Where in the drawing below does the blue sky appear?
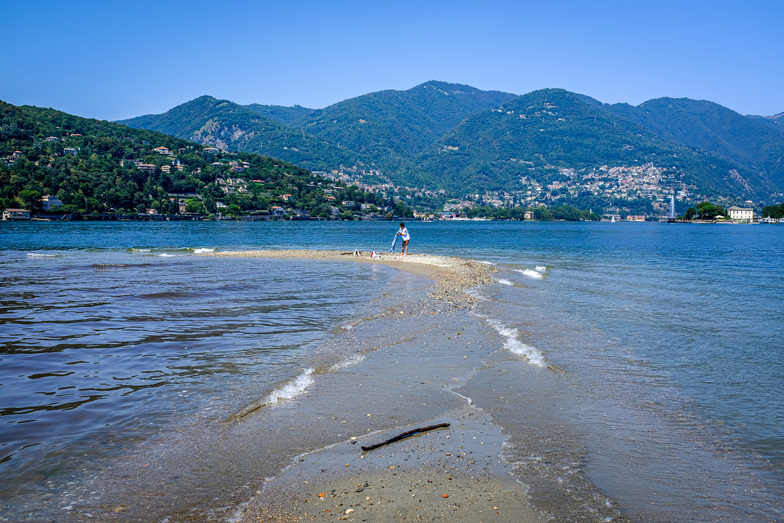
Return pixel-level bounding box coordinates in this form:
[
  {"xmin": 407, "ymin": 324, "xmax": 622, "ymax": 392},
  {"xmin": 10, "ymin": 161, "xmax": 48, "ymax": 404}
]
[{"xmin": 2, "ymin": 0, "xmax": 782, "ymax": 121}]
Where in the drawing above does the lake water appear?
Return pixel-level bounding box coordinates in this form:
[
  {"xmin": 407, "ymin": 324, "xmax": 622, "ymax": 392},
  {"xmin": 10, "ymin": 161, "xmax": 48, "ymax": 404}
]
[{"xmin": 1, "ymin": 220, "xmax": 782, "ymax": 521}]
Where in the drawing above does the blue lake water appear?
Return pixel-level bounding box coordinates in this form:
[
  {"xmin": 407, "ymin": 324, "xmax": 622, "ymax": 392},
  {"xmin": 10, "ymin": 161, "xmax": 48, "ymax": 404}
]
[{"xmin": 1, "ymin": 220, "xmax": 783, "ymax": 520}]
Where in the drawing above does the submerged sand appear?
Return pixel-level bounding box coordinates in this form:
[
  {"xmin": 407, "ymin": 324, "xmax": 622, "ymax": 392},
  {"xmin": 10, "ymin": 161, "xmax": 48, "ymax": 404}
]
[{"xmin": 206, "ymin": 251, "xmax": 497, "ymax": 309}]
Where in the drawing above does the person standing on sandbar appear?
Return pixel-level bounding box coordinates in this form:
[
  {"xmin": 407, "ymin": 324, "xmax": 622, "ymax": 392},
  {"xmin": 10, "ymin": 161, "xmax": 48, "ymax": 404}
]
[{"xmin": 397, "ymin": 222, "xmax": 410, "ymax": 255}]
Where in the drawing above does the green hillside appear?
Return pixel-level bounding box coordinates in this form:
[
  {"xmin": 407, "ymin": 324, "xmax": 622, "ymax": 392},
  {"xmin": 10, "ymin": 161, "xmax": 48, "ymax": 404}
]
[
  {"xmin": 120, "ymin": 83, "xmax": 516, "ymax": 188},
  {"xmin": 284, "ymin": 81, "xmax": 516, "ymax": 157},
  {"xmin": 116, "ymin": 82, "xmax": 784, "ymax": 211},
  {"xmin": 245, "ymin": 104, "xmax": 314, "ymax": 125},
  {"xmin": 119, "ymin": 96, "xmax": 368, "ymax": 174},
  {"xmin": 416, "ymin": 89, "xmax": 769, "ymax": 199},
  {"xmin": 604, "ymin": 98, "xmax": 784, "ymax": 189},
  {"xmin": 0, "ymin": 100, "xmax": 400, "ymax": 219}
]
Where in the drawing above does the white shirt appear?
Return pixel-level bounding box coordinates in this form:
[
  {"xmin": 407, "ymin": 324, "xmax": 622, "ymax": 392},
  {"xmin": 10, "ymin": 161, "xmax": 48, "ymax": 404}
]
[{"xmin": 399, "ymin": 227, "xmax": 410, "ymax": 241}]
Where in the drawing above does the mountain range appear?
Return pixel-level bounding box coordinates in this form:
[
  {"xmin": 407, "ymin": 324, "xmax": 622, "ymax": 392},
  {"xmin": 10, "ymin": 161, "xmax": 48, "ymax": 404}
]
[{"xmin": 119, "ymin": 81, "xmax": 784, "ymax": 208}]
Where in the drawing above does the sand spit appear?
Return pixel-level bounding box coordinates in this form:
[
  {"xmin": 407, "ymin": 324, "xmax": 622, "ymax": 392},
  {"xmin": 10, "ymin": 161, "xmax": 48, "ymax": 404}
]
[
  {"xmin": 193, "ymin": 250, "xmax": 552, "ymax": 523},
  {"xmin": 204, "ymin": 251, "xmax": 497, "ymax": 309}
]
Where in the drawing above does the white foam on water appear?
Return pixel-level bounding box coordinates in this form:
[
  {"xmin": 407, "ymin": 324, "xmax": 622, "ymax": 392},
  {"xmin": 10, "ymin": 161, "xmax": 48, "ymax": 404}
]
[
  {"xmin": 497, "ymin": 278, "xmax": 514, "ymax": 286},
  {"xmin": 158, "ymin": 253, "xmax": 176, "ymax": 257},
  {"xmin": 192, "ymin": 248, "xmax": 216, "ymax": 254},
  {"xmin": 131, "ymin": 248, "xmax": 151, "ymax": 253},
  {"xmin": 26, "ymin": 252, "xmax": 58, "ymax": 258},
  {"xmin": 515, "ymin": 268, "xmax": 544, "ymax": 280},
  {"xmin": 263, "ymin": 368, "xmax": 315, "ymax": 405},
  {"xmin": 487, "ymin": 318, "xmax": 548, "ymax": 368},
  {"xmin": 535, "ymin": 265, "xmax": 547, "ymax": 272},
  {"xmin": 226, "ymin": 368, "xmax": 318, "ymax": 422},
  {"xmin": 331, "ymin": 354, "xmax": 365, "ymax": 371}
]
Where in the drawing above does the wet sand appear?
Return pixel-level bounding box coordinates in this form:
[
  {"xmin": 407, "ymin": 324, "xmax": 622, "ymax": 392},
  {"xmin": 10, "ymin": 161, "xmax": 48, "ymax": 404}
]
[
  {"xmin": 205, "ymin": 250, "xmax": 497, "ymax": 310},
  {"xmin": 200, "ymin": 251, "xmax": 545, "ymax": 522},
  {"xmin": 240, "ymin": 404, "xmax": 547, "ymax": 523}
]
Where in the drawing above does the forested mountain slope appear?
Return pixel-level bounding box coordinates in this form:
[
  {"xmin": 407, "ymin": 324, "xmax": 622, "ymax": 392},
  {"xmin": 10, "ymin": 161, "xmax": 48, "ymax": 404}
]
[
  {"xmin": 415, "ymin": 89, "xmax": 771, "ymax": 198},
  {"xmin": 119, "ymin": 96, "xmax": 367, "ymax": 174},
  {"xmin": 118, "ymin": 83, "xmax": 784, "ymax": 204},
  {"xmin": 0, "ymin": 100, "xmax": 387, "ymax": 218},
  {"xmin": 605, "ymin": 97, "xmax": 784, "ymax": 189}
]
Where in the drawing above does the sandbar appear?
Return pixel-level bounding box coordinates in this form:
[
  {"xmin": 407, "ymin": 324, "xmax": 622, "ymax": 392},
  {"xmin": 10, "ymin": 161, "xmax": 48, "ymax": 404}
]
[{"xmin": 205, "ymin": 250, "xmax": 497, "ymax": 309}]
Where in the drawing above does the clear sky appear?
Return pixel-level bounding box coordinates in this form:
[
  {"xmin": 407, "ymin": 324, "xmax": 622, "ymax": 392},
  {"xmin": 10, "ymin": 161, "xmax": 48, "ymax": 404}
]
[{"xmin": 2, "ymin": 0, "xmax": 782, "ymax": 121}]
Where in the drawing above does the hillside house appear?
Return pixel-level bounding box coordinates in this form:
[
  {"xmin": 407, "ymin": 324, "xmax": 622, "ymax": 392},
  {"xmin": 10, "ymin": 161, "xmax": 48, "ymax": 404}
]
[{"xmin": 40, "ymin": 195, "xmax": 63, "ymax": 211}]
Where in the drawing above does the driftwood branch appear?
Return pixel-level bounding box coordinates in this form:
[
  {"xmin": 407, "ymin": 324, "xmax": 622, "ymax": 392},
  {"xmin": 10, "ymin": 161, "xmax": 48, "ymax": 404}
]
[{"xmin": 360, "ymin": 423, "xmax": 450, "ymax": 451}]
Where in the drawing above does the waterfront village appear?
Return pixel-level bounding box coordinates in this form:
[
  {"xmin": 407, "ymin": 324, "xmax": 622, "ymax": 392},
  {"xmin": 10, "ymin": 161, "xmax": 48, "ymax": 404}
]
[
  {"xmin": 2, "ymin": 142, "xmax": 779, "ymax": 223},
  {"xmin": 316, "ymin": 162, "xmax": 773, "ymax": 224}
]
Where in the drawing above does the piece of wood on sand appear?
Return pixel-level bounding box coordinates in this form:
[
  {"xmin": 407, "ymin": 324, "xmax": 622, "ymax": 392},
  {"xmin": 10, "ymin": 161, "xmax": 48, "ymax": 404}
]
[{"xmin": 360, "ymin": 423, "xmax": 450, "ymax": 452}]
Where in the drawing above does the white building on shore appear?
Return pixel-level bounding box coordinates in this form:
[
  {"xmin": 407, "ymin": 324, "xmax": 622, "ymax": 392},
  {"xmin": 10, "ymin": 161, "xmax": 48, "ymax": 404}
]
[{"xmin": 727, "ymin": 206, "xmax": 754, "ymax": 223}]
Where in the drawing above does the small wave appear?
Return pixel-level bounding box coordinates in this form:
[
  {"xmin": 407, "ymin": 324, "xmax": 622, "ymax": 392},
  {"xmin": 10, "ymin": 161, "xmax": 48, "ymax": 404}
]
[
  {"xmin": 497, "ymin": 278, "xmax": 514, "ymax": 286},
  {"xmin": 535, "ymin": 265, "xmax": 547, "ymax": 272},
  {"xmin": 487, "ymin": 319, "xmax": 549, "ymax": 368},
  {"xmin": 331, "ymin": 354, "xmax": 365, "ymax": 371},
  {"xmin": 515, "ymin": 268, "xmax": 544, "ymax": 280},
  {"xmin": 474, "ymin": 260, "xmax": 496, "ymax": 265},
  {"xmin": 158, "ymin": 253, "xmax": 177, "ymax": 257},
  {"xmin": 505, "ymin": 338, "xmax": 548, "ymax": 367},
  {"xmin": 192, "ymin": 248, "xmax": 216, "ymax": 254},
  {"xmin": 130, "ymin": 248, "xmax": 151, "ymax": 253},
  {"xmin": 26, "ymin": 253, "xmax": 59, "ymax": 258},
  {"xmin": 264, "ymin": 368, "xmax": 314, "ymax": 404},
  {"xmin": 226, "ymin": 368, "xmax": 315, "ymax": 421}
]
